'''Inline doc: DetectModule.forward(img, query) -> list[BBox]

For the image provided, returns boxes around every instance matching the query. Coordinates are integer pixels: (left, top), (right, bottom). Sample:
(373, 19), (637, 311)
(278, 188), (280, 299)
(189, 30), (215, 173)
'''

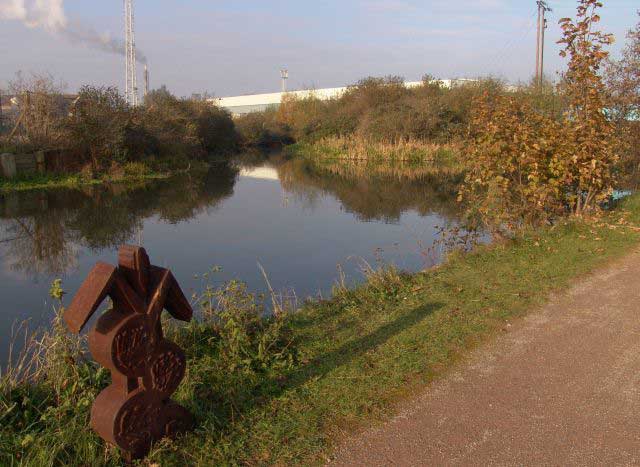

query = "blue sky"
(0, 0), (637, 97)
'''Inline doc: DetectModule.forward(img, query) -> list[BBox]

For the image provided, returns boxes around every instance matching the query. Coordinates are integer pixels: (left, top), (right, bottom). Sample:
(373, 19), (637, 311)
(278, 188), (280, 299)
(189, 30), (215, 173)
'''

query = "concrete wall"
(0, 150), (73, 178)
(0, 152), (45, 178)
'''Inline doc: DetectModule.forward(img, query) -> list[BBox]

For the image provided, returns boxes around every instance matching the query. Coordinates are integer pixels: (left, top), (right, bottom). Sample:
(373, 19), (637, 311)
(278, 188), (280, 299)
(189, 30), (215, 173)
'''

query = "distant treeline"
(235, 76), (507, 147)
(0, 74), (239, 177)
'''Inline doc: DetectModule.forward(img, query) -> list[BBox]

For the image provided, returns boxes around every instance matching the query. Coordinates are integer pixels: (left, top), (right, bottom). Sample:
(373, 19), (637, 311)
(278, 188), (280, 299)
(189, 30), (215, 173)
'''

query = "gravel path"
(330, 249), (640, 466)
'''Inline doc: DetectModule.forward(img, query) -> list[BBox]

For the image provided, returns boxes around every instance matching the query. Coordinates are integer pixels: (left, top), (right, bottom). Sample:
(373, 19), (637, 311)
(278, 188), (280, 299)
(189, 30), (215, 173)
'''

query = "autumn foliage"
(462, 0), (619, 231)
(606, 11), (640, 183)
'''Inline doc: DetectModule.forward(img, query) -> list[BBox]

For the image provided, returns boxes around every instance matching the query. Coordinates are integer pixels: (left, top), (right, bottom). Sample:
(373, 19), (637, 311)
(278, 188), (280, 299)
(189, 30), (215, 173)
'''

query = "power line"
(536, 1), (552, 86)
(482, 8), (539, 78)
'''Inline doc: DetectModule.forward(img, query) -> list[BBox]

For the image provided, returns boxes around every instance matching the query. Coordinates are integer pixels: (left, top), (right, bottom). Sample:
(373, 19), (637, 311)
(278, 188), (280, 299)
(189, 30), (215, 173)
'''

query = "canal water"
(0, 154), (464, 363)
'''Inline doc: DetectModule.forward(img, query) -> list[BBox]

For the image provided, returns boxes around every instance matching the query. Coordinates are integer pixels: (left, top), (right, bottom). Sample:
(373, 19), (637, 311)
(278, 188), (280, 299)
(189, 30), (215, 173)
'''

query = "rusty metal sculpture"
(64, 245), (193, 460)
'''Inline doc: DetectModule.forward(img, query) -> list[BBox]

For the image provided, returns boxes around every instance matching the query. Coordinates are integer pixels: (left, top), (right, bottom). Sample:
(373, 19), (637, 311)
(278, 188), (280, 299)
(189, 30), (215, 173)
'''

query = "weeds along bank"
(3, 193), (640, 466)
(2, 2), (640, 465)
(285, 137), (466, 179)
(0, 77), (239, 189)
(235, 76), (503, 146)
(235, 76), (505, 171)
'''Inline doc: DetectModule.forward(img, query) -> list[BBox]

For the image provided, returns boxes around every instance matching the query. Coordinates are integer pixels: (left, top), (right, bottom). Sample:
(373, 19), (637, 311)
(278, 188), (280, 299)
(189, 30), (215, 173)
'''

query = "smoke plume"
(0, 0), (146, 63)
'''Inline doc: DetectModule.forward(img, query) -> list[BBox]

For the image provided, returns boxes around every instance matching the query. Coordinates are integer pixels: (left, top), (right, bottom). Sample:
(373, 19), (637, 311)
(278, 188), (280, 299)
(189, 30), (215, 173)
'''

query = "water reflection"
(276, 157), (463, 223)
(0, 154), (466, 363)
(0, 163), (239, 278)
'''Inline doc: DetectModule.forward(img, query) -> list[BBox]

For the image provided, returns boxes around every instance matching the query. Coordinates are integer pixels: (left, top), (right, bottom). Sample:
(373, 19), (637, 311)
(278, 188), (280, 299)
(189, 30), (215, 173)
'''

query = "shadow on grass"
(285, 301), (443, 391)
(182, 301), (443, 441)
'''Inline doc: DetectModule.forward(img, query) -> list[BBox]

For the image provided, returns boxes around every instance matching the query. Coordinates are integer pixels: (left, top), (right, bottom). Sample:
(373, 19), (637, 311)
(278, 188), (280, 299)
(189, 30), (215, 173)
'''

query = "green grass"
(3, 195), (640, 466)
(0, 161), (210, 193)
(0, 172), (168, 192)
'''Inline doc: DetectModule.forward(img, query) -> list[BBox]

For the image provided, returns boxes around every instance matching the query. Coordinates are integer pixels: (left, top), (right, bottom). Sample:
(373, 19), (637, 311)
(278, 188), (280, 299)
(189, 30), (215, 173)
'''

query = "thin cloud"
(362, 0), (417, 13)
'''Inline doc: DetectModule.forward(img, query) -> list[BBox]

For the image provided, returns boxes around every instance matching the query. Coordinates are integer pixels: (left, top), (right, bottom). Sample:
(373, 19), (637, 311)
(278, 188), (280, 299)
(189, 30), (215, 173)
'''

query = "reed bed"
(288, 135), (466, 179)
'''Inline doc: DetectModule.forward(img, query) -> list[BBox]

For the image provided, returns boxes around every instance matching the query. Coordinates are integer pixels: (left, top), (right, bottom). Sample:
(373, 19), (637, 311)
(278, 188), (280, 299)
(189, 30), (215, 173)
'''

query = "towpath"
(330, 248), (640, 466)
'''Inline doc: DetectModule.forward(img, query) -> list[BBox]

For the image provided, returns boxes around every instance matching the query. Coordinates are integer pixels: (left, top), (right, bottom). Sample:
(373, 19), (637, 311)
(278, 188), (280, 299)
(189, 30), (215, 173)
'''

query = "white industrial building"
(211, 79), (476, 116)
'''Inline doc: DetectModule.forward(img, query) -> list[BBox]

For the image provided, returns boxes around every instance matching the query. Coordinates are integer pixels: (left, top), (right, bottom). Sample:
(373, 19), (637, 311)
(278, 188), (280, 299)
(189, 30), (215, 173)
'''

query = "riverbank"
(3, 194), (640, 465)
(331, 242), (640, 465)
(285, 137), (466, 178)
(0, 160), (210, 193)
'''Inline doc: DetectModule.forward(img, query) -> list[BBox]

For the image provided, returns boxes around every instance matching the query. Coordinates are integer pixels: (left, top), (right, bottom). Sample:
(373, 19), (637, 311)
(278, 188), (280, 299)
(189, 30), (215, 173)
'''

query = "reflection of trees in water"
(1, 212), (79, 277)
(277, 158), (463, 224)
(0, 164), (238, 277)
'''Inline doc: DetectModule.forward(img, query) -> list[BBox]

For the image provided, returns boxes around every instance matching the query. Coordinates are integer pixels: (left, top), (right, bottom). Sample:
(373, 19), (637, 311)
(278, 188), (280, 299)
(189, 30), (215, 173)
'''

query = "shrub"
(460, 0), (619, 232)
(3, 72), (68, 152)
(65, 85), (130, 173)
(189, 101), (238, 154)
(235, 76), (509, 146)
(235, 108), (293, 146)
(460, 92), (568, 230)
(122, 161), (151, 179)
(606, 11), (640, 185)
(143, 87), (238, 159)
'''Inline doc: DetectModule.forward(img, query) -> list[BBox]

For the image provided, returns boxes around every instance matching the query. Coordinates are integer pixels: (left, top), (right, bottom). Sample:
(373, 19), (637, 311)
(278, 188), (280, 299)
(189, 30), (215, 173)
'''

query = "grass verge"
(0, 172), (169, 192)
(3, 195), (640, 466)
(0, 161), (210, 193)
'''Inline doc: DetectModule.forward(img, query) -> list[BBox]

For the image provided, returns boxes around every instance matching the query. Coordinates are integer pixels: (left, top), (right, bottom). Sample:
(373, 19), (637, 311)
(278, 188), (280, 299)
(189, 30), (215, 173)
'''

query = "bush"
(2, 77), (240, 176)
(122, 161), (151, 179)
(236, 76), (509, 146)
(143, 87), (238, 160)
(65, 85), (130, 173)
(460, 92), (568, 230)
(235, 108), (293, 147)
(606, 11), (640, 186)
(189, 101), (238, 154)
(3, 72), (68, 152)
(460, 0), (619, 232)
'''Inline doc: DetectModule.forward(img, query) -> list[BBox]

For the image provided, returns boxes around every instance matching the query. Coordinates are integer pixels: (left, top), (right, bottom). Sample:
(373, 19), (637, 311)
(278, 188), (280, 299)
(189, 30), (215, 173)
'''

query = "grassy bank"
(3, 195), (640, 465)
(0, 161), (209, 193)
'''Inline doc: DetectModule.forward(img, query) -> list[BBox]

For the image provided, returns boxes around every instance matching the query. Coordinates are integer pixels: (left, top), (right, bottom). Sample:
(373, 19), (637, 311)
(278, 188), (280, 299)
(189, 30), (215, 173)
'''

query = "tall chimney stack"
(144, 64), (149, 98)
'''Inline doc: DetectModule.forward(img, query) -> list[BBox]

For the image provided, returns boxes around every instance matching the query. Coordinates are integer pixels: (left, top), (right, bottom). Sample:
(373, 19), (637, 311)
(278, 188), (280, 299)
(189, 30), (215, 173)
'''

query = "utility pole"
(280, 69), (289, 93)
(536, 1), (552, 87)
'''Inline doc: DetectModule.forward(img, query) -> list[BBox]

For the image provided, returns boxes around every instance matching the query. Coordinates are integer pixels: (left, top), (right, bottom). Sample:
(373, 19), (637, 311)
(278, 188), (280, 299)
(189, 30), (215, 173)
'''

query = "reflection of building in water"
(239, 166), (280, 181)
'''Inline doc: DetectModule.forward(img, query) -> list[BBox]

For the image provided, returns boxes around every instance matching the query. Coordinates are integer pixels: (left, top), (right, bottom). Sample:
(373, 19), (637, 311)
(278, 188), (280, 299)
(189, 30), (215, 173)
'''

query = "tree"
(606, 11), (639, 120)
(557, 0), (618, 215)
(606, 11), (640, 182)
(460, 0), (618, 232)
(66, 86), (129, 172)
(7, 72), (67, 150)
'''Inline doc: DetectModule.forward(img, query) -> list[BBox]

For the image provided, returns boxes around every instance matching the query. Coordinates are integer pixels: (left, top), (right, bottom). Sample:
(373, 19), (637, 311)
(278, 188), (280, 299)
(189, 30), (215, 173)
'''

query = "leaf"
(21, 435), (34, 448)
